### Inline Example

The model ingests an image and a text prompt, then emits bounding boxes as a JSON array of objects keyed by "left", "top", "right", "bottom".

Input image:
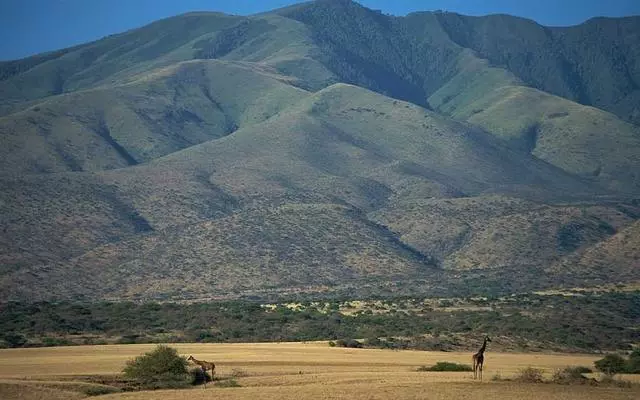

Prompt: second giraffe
[{"left": 472, "top": 336, "right": 491, "bottom": 380}]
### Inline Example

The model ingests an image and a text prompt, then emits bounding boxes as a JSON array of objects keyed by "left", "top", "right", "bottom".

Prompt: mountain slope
[
  {"left": 1, "top": 204, "right": 434, "bottom": 301},
  {"left": 431, "top": 75, "right": 640, "bottom": 192},
  {"left": 548, "top": 218, "right": 640, "bottom": 285},
  {"left": 433, "top": 12, "right": 640, "bottom": 125},
  {"left": 1, "top": 0, "right": 640, "bottom": 302},
  {"left": 0, "top": 60, "right": 308, "bottom": 175},
  {"left": 157, "top": 83, "right": 600, "bottom": 203},
  {"left": 371, "top": 196, "right": 639, "bottom": 270},
  {"left": 2, "top": 2, "right": 640, "bottom": 188},
  {"left": 0, "top": 13, "right": 243, "bottom": 114},
  {"left": 276, "top": 1, "right": 640, "bottom": 192},
  {"left": 0, "top": 84, "right": 615, "bottom": 301}
]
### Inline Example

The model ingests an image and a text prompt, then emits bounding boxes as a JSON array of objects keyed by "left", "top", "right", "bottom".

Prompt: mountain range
[{"left": 1, "top": 0, "right": 639, "bottom": 302}]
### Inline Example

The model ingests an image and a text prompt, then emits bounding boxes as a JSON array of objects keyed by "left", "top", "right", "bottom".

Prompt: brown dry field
[{"left": 1, "top": 342, "right": 639, "bottom": 399}]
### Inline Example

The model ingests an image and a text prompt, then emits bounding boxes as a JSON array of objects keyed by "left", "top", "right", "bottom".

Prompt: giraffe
[
  {"left": 472, "top": 336, "right": 491, "bottom": 380},
  {"left": 188, "top": 355, "right": 216, "bottom": 386}
]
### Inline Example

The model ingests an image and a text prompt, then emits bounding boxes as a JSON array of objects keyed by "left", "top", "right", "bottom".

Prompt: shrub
[
  {"left": 552, "top": 366, "right": 592, "bottom": 384},
  {"left": 570, "top": 366, "right": 593, "bottom": 374},
  {"left": 417, "top": 362, "right": 473, "bottom": 372},
  {"left": 42, "top": 337, "right": 72, "bottom": 347},
  {"left": 365, "top": 337, "right": 382, "bottom": 347},
  {"left": 83, "top": 385, "right": 121, "bottom": 396},
  {"left": 216, "top": 378, "right": 241, "bottom": 388},
  {"left": 594, "top": 354, "right": 627, "bottom": 375},
  {"left": 626, "top": 349, "right": 640, "bottom": 373},
  {"left": 515, "top": 367, "right": 544, "bottom": 383},
  {"left": 122, "top": 345, "right": 190, "bottom": 389},
  {"left": 1, "top": 333, "right": 27, "bottom": 348},
  {"left": 335, "top": 338, "right": 363, "bottom": 348}
]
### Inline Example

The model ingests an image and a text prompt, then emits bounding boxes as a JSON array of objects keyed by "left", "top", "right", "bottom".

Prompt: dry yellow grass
[
  {"left": 0, "top": 382, "right": 85, "bottom": 400},
  {"left": 1, "top": 342, "right": 638, "bottom": 399},
  {"left": 98, "top": 383, "right": 639, "bottom": 400}
]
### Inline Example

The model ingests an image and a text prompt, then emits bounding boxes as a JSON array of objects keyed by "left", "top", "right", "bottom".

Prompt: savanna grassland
[{"left": 1, "top": 343, "right": 639, "bottom": 400}]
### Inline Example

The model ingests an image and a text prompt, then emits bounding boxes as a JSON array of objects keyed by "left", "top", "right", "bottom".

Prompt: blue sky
[{"left": 1, "top": 0, "right": 639, "bottom": 61}]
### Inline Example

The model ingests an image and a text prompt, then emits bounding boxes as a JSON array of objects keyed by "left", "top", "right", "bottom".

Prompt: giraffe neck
[{"left": 478, "top": 338, "right": 487, "bottom": 354}]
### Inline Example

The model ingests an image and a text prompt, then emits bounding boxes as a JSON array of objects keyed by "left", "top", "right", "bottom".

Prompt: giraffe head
[{"left": 485, "top": 336, "right": 492, "bottom": 343}]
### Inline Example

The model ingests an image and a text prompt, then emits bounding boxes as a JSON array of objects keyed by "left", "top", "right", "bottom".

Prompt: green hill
[
  {"left": 0, "top": 60, "right": 308, "bottom": 175},
  {"left": 431, "top": 79, "right": 640, "bottom": 193},
  {"left": 0, "top": 13, "right": 242, "bottom": 113},
  {"left": 0, "top": 83, "right": 627, "bottom": 301},
  {"left": 434, "top": 12, "right": 640, "bottom": 124}
]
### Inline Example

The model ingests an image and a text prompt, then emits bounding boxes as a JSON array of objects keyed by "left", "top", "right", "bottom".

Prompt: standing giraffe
[
  {"left": 188, "top": 355, "right": 216, "bottom": 386},
  {"left": 472, "top": 336, "right": 491, "bottom": 380}
]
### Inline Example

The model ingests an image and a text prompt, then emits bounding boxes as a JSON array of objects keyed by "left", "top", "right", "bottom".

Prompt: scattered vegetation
[
  {"left": 551, "top": 366, "right": 593, "bottom": 385},
  {"left": 215, "top": 379, "right": 241, "bottom": 388},
  {"left": 493, "top": 364, "right": 638, "bottom": 388},
  {"left": 594, "top": 350, "right": 640, "bottom": 375},
  {"left": 82, "top": 384, "right": 122, "bottom": 396},
  {"left": 333, "top": 338, "right": 363, "bottom": 348},
  {"left": 514, "top": 367, "right": 545, "bottom": 383},
  {"left": 417, "top": 362, "right": 473, "bottom": 372},
  {"left": 1, "top": 291, "right": 639, "bottom": 352}
]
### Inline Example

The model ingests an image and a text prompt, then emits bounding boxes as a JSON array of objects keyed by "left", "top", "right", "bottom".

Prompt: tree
[
  {"left": 1, "top": 333, "right": 27, "bottom": 348},
  {"left": 626, "top": 349, "right": 640, "bottom": 373},
  {"left": 123, "top": 345, "right": 190, "bottom": 388},
  {"left": 594, "top": 354, "right": 627, "bottom": 375}
]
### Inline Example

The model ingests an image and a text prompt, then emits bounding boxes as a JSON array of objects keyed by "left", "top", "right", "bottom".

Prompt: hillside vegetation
[{"left": 2, "top": 291, "right": 639, "bottom": 351}]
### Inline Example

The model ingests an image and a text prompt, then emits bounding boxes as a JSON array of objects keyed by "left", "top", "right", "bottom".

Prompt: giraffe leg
[
  {"left": 202, "top": 366, "right": 207, "bottom": 388},
  {"left": 479, "top": 363, "right": 483, "bottom": 381}
]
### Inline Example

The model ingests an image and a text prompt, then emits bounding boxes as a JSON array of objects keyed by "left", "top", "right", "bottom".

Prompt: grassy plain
[{"left": 1, "top": 342, "right": 638, "bottom": 399}]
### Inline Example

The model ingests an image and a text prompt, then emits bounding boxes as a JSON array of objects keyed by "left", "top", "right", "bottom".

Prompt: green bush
[
  {"left": 594, "top": 354, "right": 627, "bottom": 375},
  {"left": 626, "top": 349, "right": 640, "bottom": 373},
  {"left": 417, "top": 362, "right": 473, "bottom": 372},
  {"left": 42, "top": 337, "right": 72, "bottom": 347},
  {"left": 1, "top": 333, "right": 27, "bottom": 348},
  {"left": 122, "top": 345, "right": 190, "bottom": 389}
]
